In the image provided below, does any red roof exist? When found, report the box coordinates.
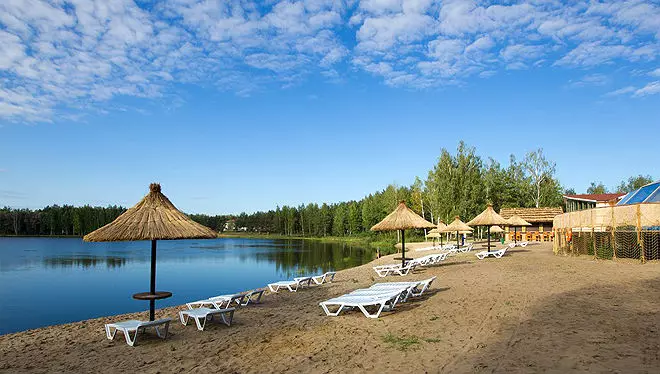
[563,193,625,202]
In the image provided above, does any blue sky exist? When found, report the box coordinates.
[1,0,659,214]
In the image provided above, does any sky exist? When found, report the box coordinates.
[1,0,659,215]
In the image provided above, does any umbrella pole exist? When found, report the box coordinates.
[514,227,517,244]
[487,226,491,252]
[150,239,156,321]
[401,230,406,268]
[456,231,459,248]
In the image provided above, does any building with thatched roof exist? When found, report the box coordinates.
[499,207,563,242]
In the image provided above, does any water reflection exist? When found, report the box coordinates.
[43,257,128,269]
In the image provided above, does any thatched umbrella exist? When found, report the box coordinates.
[84,183,218,321]
[506,215,531,244]
[427,229,440,246]
[439,216,473,248]
[371,201,435,267]
[490,225,504,233]
[467,204,509,252]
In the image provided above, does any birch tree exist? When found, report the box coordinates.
[522,148,556,208]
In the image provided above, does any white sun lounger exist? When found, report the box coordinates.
[518,241,529,247]
[319,291,403,318]
[459,244,474,253]
[311,271,336,284]
[179,307,235,331]
[373,263,416,277]
[475,247,507,260]
[186,288,265,310]
[268,277,312,293]
[105,318,172,347]
[370,276,437,298]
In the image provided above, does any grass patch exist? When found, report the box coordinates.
[383,333,420,351]
[424,338,442,343]
[429,316,440,321]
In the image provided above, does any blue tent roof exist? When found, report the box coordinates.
[617,181,660,205]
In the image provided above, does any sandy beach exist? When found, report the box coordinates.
[2,242,659,373]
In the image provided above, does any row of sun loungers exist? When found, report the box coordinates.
[319,277,436,319]
[105,271,336,346]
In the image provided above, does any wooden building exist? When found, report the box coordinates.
[563,193,624,212]
[500,207,564,242]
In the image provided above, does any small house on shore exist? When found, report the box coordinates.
[500,207,563,242]
[563,193,625,212]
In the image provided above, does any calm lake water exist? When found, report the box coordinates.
[0,237,373,335]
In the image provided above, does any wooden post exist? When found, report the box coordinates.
[150,239,157,321]
[611,206,616,259]
[637,205,645,263]
[401,229,406,268]
[591,210,597,259]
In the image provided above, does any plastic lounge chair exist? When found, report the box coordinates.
[179,307,235,331]
[459,244,474,253]
[370,276,437,298]
[310,272,336,285]
[349,285,413,302]
[268,277,311,293]
[373,263,416,277]
[319,292,403,318]
[240,289,265,305]
[187,293,245,310]
[293,276,313,287]
[105,318,172,347]
[475,247,507,260]
[518,241,529,247]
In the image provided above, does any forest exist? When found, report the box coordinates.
[0,142,653,238]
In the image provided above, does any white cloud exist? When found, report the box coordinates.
[634,81,660,96]
[605,86,636,97]
[1,0,660,122]
[568,73,610,88]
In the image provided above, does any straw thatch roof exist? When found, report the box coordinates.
[490,225,504,233]
[506,215,532,227]
[84,183,218,242]
[370,201,436,231]
[426,232,440,238]
[467,204,509,226]
[428,228,439,234]
[439,216,473,233]
[499,207,563,223]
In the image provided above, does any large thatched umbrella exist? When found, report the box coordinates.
[371,201,435,267]
[84,183,218,321]
[439,216,473,248]
[467,204,509,252]
[506,215,531,244]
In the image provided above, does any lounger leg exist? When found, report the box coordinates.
[358,303,385,318]
[179,311,189,326]
[124,328,138,347]
[194,316,206,331]
[154,321,170,339]
[320,303,343,317]
[105,325,117,341]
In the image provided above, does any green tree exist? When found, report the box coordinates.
[616,175,654,193]
[587,182,607,194]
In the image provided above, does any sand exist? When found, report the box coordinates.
[1,242,660,373]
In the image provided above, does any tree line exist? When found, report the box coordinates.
[0,205,126,236]
[1,142,653,238]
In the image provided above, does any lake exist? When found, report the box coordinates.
[0,237,374,335]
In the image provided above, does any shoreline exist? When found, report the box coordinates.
[3,242,660,373]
